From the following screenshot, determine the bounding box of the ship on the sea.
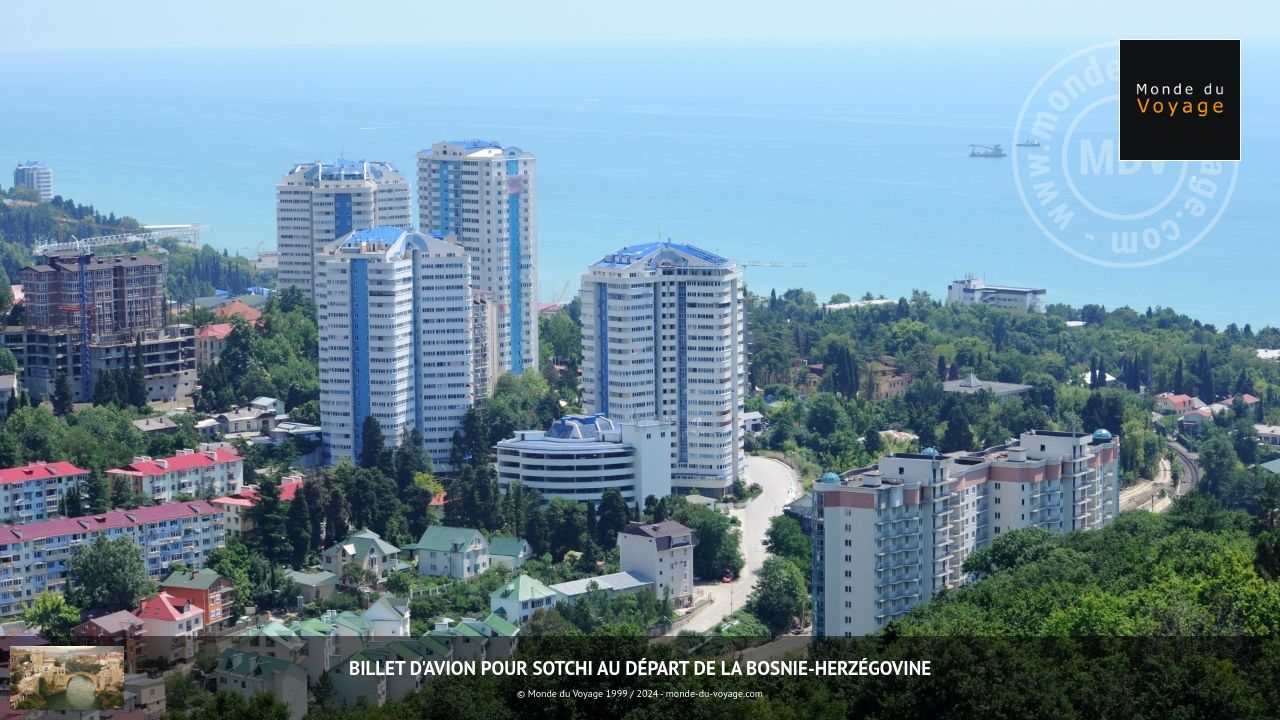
[1016,139,1041,147]
[969,144,1006,158]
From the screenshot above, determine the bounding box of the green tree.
[941,405,974,453]
[962,527,1058,577]
[393,428,432,492]
[763,515,812,582]
[66,535,154,616]
[85,469,112,513]
[1256,530,1280,581]
[284,488,314,568]
[749,557,807,635]
[0,347,17,374]
[359,415,390,473]
[52,371,74,416]
[248,476,291,565]
[128,334,148,408]
[22,590,81,643]
[0,405,68,467]
[597,487,630,550]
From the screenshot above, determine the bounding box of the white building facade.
[0,501,226,615]
[276,160,411,300]
[317,227,473,468]
[0,461,88,524]
[618,521,697,608]
[416,140,538,376]
[580,241,747,496]
[107,447,243,503]
[495,414,673,506]
[13,161,53,201]
[946,276,1047,313]
[812,429,1120,637]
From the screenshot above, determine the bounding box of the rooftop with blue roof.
[592,240,730,269]
[294,159,399,182]
[344,226,407,245]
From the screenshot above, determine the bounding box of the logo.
[1012,42,1238,268]
[1119,40,1240,161]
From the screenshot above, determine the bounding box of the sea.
[1,39,1276,327]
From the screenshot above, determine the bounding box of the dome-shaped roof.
[921,447,941,457]
[820,472,841,484]
[1092,428,1113,440]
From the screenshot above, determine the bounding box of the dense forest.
[747,289,1279,484]
[0,188,269,322]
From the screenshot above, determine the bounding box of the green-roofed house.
[286,568,339,603]
[238,620,305,663]
[290,617,338,683]
[408,525,490,579]
[214,649,308,720]
[332,610,373,639]
[489,574,557,625]
[330,641,433,706]
[481,612,520,657]
[488,535,533,570]
[425,615,519,660]
[323,528,401,584]
[330,646,392,708]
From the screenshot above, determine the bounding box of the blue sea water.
[1,39,1275,327]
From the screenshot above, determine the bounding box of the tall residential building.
[580,241,747,497]
[495,414,674,506]
[21,254,165,334]
[11,252,193,403]
[13,161,53,201]
[276,160,411,300]
[416,140,538,376]
[317,227,473,468]
[812,429,1120,637]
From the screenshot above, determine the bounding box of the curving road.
[681,456,802,633]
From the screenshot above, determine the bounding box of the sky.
[3,0,1276,51]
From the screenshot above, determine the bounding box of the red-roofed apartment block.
[0,501,225,615]
[212,475,305,539]
[0,461,88,524]
[108,447,243,503]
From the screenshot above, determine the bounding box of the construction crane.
[35,223,206,257]
[34,224,204,398]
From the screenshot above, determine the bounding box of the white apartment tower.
[580,241,747,496]
[13,161,53,201]
[317,227,473,469]
[812,429,1120,637]
[276,160,411,300]
[416,140,538,376]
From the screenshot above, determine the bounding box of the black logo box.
[1119,39,1240,161]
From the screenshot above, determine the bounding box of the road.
[1168,439,1201,490]
[681,456,802,633]
[1119,440,1201,515]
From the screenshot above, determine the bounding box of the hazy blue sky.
[5,0,1275,51]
